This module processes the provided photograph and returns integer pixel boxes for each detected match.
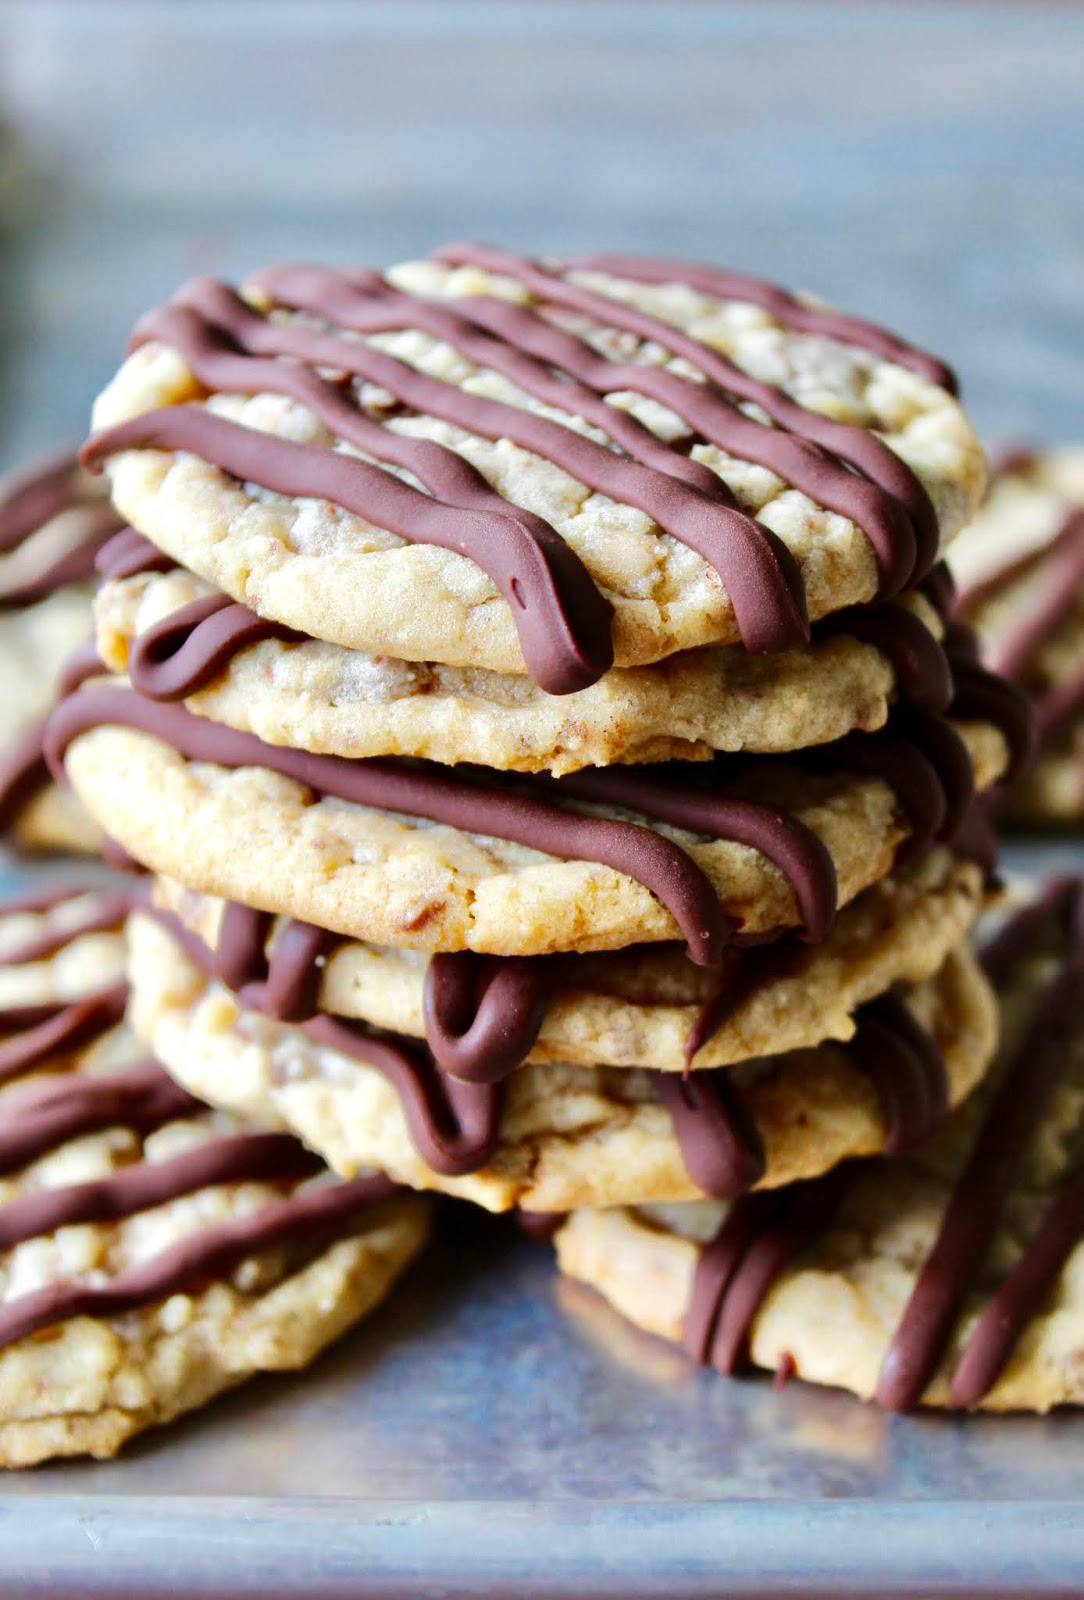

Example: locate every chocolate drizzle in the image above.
[817,601,952,714]
[46,684,857,966]
[423,952,567,1083]
[0,1169,397,1354]
[127,593,299,702]
[144,903,503,1177]
[0,721,51,833]
[954,496,1084,769]
[0,449,123,607]
[0,884,131,1086]
[0,881,405,1353]
[685,1169,850,1374]
[685,878,1084,1409]
[848,991,948,1156]
[652,1069,765,1198]
[82,249,958,689]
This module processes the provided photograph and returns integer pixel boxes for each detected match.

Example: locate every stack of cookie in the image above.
[949,446,1084,825]
[0,450,118,853]
[45,246,1028,1227]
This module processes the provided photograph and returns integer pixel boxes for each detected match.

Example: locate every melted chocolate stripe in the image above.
[949,1169,1084,1408]
[133,282,808,660]
[0,502,122,608]
[818,603,952,714]
[849,992,947,1155]
[564,252,958,393]
[0,1131,320,1254]
[876,935,1084,1410]
[652,1069,765,1199]
[0,450,87,553]
[423,952,565,1083]
[214,902,274,992]
[0,1061,198,1176]
[96,527,175,582]
[128,593,299,701]
[705,1169,851,1375]
[237,918,336,1023]
[948,658,1036,782]
[0,721,50,831]
[544,766,838,944]
[0,891,131,968]
[169,278,815,652]
[46,687,734,966]
[56,637,107,700]
[83,402,612,698]
[0,1171,398,1354]
[685,881,1084,1407]
[0,984,128,1087]
[144,904,503,1178]
[300,1014,502,1177]
[435,243,936,587]
[985,513,1084,683]
[954,507,1084,618]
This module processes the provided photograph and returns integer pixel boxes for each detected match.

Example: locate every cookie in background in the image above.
[0,450,118,854]
[950,447,1084,826]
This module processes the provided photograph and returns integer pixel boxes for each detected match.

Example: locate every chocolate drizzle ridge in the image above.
[0,1168,397,1354]
[82,248,957,689]
[144,903,504,1178]
[0,448,123,606]
[46,684,853,967]
[686,878,1084,1409]
[0,882,404,1353]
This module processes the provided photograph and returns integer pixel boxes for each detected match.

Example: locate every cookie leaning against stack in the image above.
[0,450,120,853]
[46,246,1028,1215]
[949,446,1084,824]
[0,882,429,1466]
[556,878,1084,1413]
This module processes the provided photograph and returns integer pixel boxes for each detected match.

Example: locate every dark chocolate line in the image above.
[0,983,128,1087]
[96,527,175,582]
[127,593,299,701]
[0,1130,320,1254]
[876,911,1084,1410]
[0,891,131,968]
[848,991,947,1156]
[652,1069,765,1199]
[949,1168,1084,1408]
[0,1060,198,1176]
[45,687,738,966]
[435,243,939,587]
[140,279,809,659]
[0,1170,399,1353]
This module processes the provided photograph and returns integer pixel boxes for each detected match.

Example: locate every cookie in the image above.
[128,907,995,1214]
[949,446,1084,824]
[84,249,985,691]
[147,849,985,1076]
[0,881,429,1466]
[0,450,120,853]
[556,878,1084,1413]
[47,677,1015,959]
[93,560,955,774]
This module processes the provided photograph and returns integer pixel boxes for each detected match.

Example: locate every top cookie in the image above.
[85,247,985,692]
